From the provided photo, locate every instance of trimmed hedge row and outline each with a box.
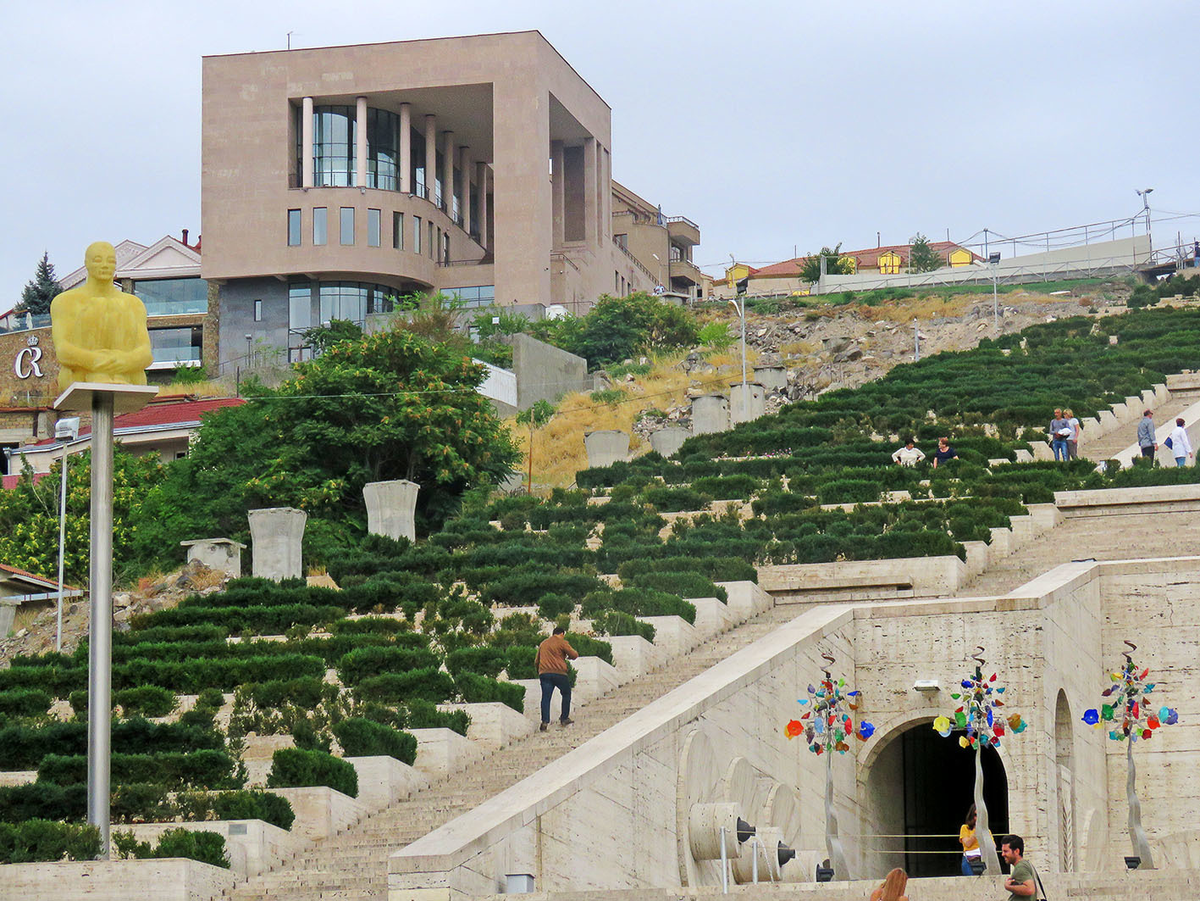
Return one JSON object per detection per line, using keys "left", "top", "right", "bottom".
{"left": 267, "top": 748, "right": 358, "bottom": 798}
{"left": 39, "top": 750, "right": 236, "bottom": 790}
{"left": 355, "top": 669, "right": 456, "bottom": 705}
{"left": 581, "top": 588, "right": 697, "bottom": 624}
{"left": 0, "top": 720, "right": 224, "bottom": 771}
{"left": 0, "top": 819, "right": 99, "bottom": 863}
{"left": 331, "top": 718, "right": 417, "bottom": 764}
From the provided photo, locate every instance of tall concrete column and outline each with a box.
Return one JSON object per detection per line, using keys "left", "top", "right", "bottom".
{"left": 248, "top": 507, "right": 307, "bottom": 581}
{"left": 460, "top": 146, "right": 472, "bottom": 236}
{"left": 476, "top": 162, "right": 489, "bottom": 250}
{"left": 424, "top": 114, "right": 437, "bottom": 201}
{"left": 442, "top": 130, "right": 455, "bottom": 216}
{"left": 355, "top": 96, "right": 368, "bottom": 188}
{"left": 551, "top": 140, "right": 565, "bottom": 248}
{"left": 399, "top": 102, "right": 412, "bottom": 194}
{"left": 363, "top": 480, "right": 420, "bottom": 542}
{"left": 301, "top": 96, "right": 314, "bottom": 188}
{"left": 583, "top": 137, "right": 597, "bottom": 246}
{"left": 601, "top": 145, "right": 612, "bottom": 246}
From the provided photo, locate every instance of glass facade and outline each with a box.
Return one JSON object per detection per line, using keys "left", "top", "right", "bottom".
{"left": 133, "top": 278, "right": 208, "bottom": 316}
{"left": 150, "top": 327, "right": 202, "bottom": 364}
{"left": 366, "top": 108, "right": 400, "bottom": 190}
{"left": 313, "top": 207, "right": 327, "bottom": 245}
{"left": 443, "top": 285, "right": 495, "bottom": 308}
{"left": 317, "top": 281, "right": 396, "bottom": 325}
{"left": 312, "top": 105, "right": 355, "bottom": 187}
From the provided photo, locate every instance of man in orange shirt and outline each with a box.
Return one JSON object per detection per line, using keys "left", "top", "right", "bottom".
{"left": 535, "top": 626, "right": 579, "bottom": 732}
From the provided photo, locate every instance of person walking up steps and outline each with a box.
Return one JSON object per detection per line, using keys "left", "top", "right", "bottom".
{"left": 536, "top": 626, "right": 578, "bottom": 731}
{"left": 1167, "top": 417, "right": 1193, "bottom": 467}
{"left": 1138, "top": 409, "right": 1158, "bottom": 461}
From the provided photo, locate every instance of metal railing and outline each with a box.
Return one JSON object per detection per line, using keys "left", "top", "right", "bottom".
{"left": 612, "top": 237, "right": 658, "bottom": 284}
{"left": 665, "top": 215, "right": 700, "bottom": 230}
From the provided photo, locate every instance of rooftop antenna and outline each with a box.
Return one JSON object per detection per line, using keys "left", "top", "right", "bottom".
{"left": 287, "top": 31, "right": 294, "bottom": 50}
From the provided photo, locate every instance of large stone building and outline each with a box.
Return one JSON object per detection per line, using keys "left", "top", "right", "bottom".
{"left": 201, "top": 31, "right": 705, "bottom": 371}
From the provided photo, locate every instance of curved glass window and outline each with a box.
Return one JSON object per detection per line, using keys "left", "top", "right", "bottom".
{"left": 313, "top": 105, "right": 355, "bottom": 187}
{"left": 317, "top": 281, "right": 396, "bottom": 326}
{"left": 366, "top": 108, "right": 400, "bottom": 190}
{"left": 134, "top": 277, "right": 209, "bottom": 316}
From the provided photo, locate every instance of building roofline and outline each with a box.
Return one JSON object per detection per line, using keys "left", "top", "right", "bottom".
{"left": 201, "top": 30, "right": 611, "bottom": 111}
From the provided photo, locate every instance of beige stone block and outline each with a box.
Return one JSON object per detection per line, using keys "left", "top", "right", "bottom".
{"left": 572, "top": 655, "right": 621, "bottom": 703}
{"left": 0, "top": 770, "right": 36, "bottom": 787}
{"left": 718, "top": 580, "right": 773, "bottom": 621}
{"left": 266, "top": 785, "right": 368, "bottom": 843}
{"left": 0, "top": 858, "right": 237, "bottom": 901}
{"left": 607, "top": 634, "right": 659, "bottom": 679}
{"left": 410, "top": 726, "right": 480, "bottom": 775}
{"left": 689, "top": 596, "right": 734, "bottom": 637}
{"left": 989, "top": 526, "right": 1012, "bottom": 558}
{"left": 439, "top": 701, "right": 535, "bottom": 751}
{"left": 506, "top": 677, "right": 542, "bottom": 719}
{"left": 1097, "top": 408, "right": 1120, "bottom": 431}
{"left": 125, "top": 818, "right": 301, "bottom": 880}
{"left": 346, "top": 754, "right": 430, "bottom": 811}
{"left": 961, "top": 540, "right": 989, "bottom": 579}
{"left": 639, "top": 613, "right": 700, "bottom": 656}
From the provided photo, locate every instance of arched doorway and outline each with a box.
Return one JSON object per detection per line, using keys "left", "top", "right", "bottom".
{"left": 867, "top": 723, "right": 1009, "bottom": 878}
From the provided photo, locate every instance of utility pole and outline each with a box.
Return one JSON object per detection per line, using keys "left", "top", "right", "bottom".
{"left": 914, "top": 318, "right": 920, "bottom": 362}
{"left": 54, "top": 417, "right": 80, "bottom": 652}
{"left": 989, "top": 252, "right": 1002, "bottom": 335}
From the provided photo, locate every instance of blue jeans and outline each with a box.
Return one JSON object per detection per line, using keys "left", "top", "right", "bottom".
{"left": 961, "top": 855, "right": 979, "bottom": 875}
{"left": 1051, "top": 438, "right": 1068, "bottom": 461}
{"left": 1177, "top": 456, "right": 1187, "bottom": 467}
{"left": 540, "top": 672, "right": 571, "bottom": 723}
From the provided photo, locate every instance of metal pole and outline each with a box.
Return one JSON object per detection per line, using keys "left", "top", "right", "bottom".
{"left": 993, "top": 266, "right": 999, "bottom": 335}
{"left": 87, "top": 391, "right": 115, "bottom": 858}
{"left": 752, "top": 835, "right": 759, "bottom": 883}
{"left": 55, "top": 447, "right": 69, "bottom": 653}
{"left": 739, "top": 300, "right": 748, "bottom": 420}
{"left": 914, "top": 318, "right": 920, "bottom": 361}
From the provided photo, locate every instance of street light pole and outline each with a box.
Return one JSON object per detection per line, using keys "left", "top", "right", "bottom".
{"left": 54, "top": 417, "right": 80, "bottom": 653}
{"left": 1137, "top": 188, "right": 1154, "bottom": 258}
{"left": 989, "top": 252, "right": 1002, "bottom": 335}
{"left": 728, "top": 297, "right": 747, "bottom": 420}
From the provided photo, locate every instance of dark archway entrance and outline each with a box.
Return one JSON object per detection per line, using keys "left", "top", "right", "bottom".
{"left": 868, "top": 724, "right": 1009, "bottom": 878}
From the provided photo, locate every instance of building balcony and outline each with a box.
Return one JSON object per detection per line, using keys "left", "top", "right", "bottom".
{"left": 669, "top": 257, "right": 704, "bottom": 287}
{"left": 666, "top": 216, "right": 700, "bottom": 247}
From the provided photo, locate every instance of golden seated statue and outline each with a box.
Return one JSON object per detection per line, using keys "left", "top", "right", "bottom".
{"left": 50, "top": 241, "right": 153, "bottom": 392}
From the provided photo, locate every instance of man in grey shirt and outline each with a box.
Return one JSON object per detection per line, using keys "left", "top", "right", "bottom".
{"left": 1137, "top": 410, "right": 1157, "bottom": 460}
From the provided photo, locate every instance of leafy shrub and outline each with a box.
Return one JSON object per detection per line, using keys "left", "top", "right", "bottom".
{"left": 355, "top": 668, "right": 455, "bottom": 704}
{"left": 404, "top": 699, "right": 470, "bottom": 735}
{"left": 0, "top": 782, "right": 87, "bottom": 823}
{"left": 581, "top": 588, "right": 696, "bottom": 624}
{"left": 0, "top": 819, "right": 99, "bottom": 863}
{"left": 0, "top": 719, "right": 223, "bottom": 770}
{"left": 592, "top": 610, "right": 656, "bottom": 642}
{"left": 175, "top": 790, "right": 295, "bottom": 831}
{"left": 39, "top": 750, "right": 235, "bottom": 790}
{"left": 0, "top": 665, "right": 86, "bottom": 698}
{"left": 267, "top": 748, "right": 358, "bottom": 798}
{"left": 616, "top": 555, "right": 758, "bottom": 584}
{"left": 114, "top": 827, "right": 230, "bottom": 869}
{"left": 453, "top": 673, "right": 526, "bottom": 712}
{"left": 239, "top": 677, "right": 327, "bottom": 710}
{"left": 536, "top": 592, "right": 576, "bottom": 620}
{"left": 332, "top": 717, "right": 417, "bottom": 764}
{"left": 563, "top": 632, "right": 613, "bottom": 665}
{"left": 445, "top": 646, "right": 507, "bottom": 678}
{"left": 503, "top": 646, "right": 539, "bottom": 680}
{"left": 331, "top": 617, "right": 412, "bottom": 635}
{"left": 640, "top": 485, "right": 712, "bottom": 512}
{"left": 691, "top": 474, "right": 762, "bottom": 499}
{"left": 0, "top": 688, "right": 52, "bottom": 718}
{"left": 481, "top": 571, "right": 604, "bottom": 607}
{"left": 626, "top": 571, "right": 727, "bottom": 603}
{"left": 336, "top": 647, "right": 441, "bottom": 685}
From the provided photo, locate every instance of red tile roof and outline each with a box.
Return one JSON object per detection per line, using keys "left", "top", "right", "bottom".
{"left": 0, "top": 562, "right": 63, "bottom": 589}
{"left": 1, "top": 473, "right": 48, "bottom": 490}
{"left": 30, "top": 396, "right": 244, "bottom": 446}
{"left": 749, "top": 242, "right": 982, "bottom": 278}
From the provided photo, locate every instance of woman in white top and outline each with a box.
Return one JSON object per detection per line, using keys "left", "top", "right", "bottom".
{"left": 1168, "top": 418, "right": 1194, "bottom": 467}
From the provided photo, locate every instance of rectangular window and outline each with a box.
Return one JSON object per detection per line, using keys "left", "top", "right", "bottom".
{"left": 413, "top": 216, "right": 422, "bottom": 254}
{"left": 614, "top": 233, "right": 628, "bottom": 250}
{"left": 313, "top": 208, "right": 327, "bottom": 245}
{"left": 429, "top": 222, "right": 435, "bottom": 258}
{"left": 253, "top": 299, "right": 263, "bottom": 322}
{"left": 289, "top": 284, "right": 313, "bottom": 331}
{"left": 149, "top": 327, "right": 202, "bottom": 365}
{"left": 393, "top": 212, "right": 404, "bottom": 250}
{"left": 340, "top": 207, "right": 355, "bottom": 245}
{"left": 287, "top": 209, "right": 301, "bottom": 246}
{"left": 442, "top": 232, "right": 450, "bottom": 264}
{"left": 132, "top": 277, "right": 208, "bottom": 316}
{"left": 368, "top": 209, "right": 381, "bottom": 247}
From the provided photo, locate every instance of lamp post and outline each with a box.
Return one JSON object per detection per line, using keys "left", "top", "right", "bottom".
{"left": 1137, "top": 188, "right": 1154, "bottom": 258}
{"left": 728, "top": 297, "right": 747, "bottom": 420}
{"left": 54, "top": 416, "right": 80, "bottom": 653}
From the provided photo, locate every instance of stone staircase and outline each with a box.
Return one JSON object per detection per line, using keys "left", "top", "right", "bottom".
{"left": 1081, "top": 392, "right": 1198, "bottom": 461}
{"left": 224, "top": 602, "right": 803, "bottom": 901}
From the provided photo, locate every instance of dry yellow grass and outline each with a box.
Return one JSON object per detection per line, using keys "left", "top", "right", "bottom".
{"left": 511, "top": 347, "right": 763, "bottom": 490}
{"left": 156, "top": 379, "right": 228, "bottom": 398}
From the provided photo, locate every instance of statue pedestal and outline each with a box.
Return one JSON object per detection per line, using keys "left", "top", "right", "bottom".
{"left": 53, "top": 382, "right": 156, "bottom": 859}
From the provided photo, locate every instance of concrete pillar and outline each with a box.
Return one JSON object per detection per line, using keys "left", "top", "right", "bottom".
{"left": 355, "top": 96, "right": 368, "bottom": 188}
{"left": 476, "top": 162, "right": 489, "bottom": 249}
{"left": 247, "top": 507, "right": 306, "bottom": 581}
{"left": 179, "top": 538, "right": 245, "bottom": 578}
{"left": 399, "top": 103, "right": 412, "bottom": 194}
{"left": 692, "top": 394, "right": 730, "bottom": 435}
{"left": 601, "top": 145, "right": 612, "bottom": 247}
{"left": 730, "top": 383, "right": 767, "bottom": 424}
{"left": 551, "top": 140, "right": 565, "bottom": 248}
{"left": 650, "top": 426, "right": 690, "bottom": 459}
{"left": 460, "top": 146, "right": 472, "bottom": 237}
{"left": 301, "top": 97, "right": 314, "bottom": 188}
{"left": 583, "top": 137, "right": 598, "bottom": 246}
{"left": 442, "top": 130, "right": 455, "bottom": 216}
{"left": 754, "top": 366, "right": 788, "bottom": 392}
{"left": 363, "top": 480, "right": 420, "bottom": 543}
{"left": 424, "top": 114, "right": 437, "bottom": 201}
{"left": 584, "top": 430, "right": 630, "bottom": 469}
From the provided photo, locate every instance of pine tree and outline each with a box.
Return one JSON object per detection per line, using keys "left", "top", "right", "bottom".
{"left": 18, "top": 251, "right": 62, "bottom": 316}
{"left": 908, "top": 234, "right": 943, "bottom": 273}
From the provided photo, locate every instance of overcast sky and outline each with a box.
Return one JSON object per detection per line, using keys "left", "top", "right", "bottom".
{"left": 2, "top": 0, "right": 1198, "bottom": 303}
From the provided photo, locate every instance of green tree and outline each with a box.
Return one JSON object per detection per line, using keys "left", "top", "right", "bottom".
{"left": 698, "top": 320, "right": 734, "bottom": 351}
{"left": 17, "top": 252, "right": 62, "bottom": 316}
{"left": 0, "top": 451, "right": 164, "bottom": 586}
{"left": 515, "top": 400, "right": 556, "bottom": 493}
{"left": 800, "top": 245, "right": 854, "bottom": 283}
{"left": 908, "top": 234, "right": 943, "bottom": 273}
{"left": 302, "top": 319, "right": 364, "bottom": 354}
{"left": 135, "top": 328, "right": 520, "bottom": 569}
{"left": 530, "top": 293, "right": 697, "bottom": 368}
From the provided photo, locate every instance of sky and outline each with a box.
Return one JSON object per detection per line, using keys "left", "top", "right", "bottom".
{"left": 2, "top": 0, "right": 1199, "bottom": 303}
